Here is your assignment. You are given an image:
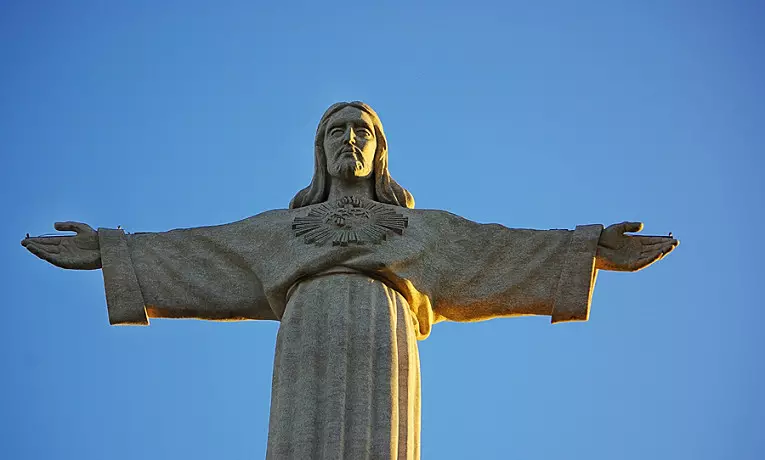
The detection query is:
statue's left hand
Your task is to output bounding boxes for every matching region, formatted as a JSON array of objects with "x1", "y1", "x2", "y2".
[
  {"x1": 595, "y1": 222, "x2": 678, "y2": 272},
  {"x1": 21, "y1": 222, "x2": 102, "y2": 270}
]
